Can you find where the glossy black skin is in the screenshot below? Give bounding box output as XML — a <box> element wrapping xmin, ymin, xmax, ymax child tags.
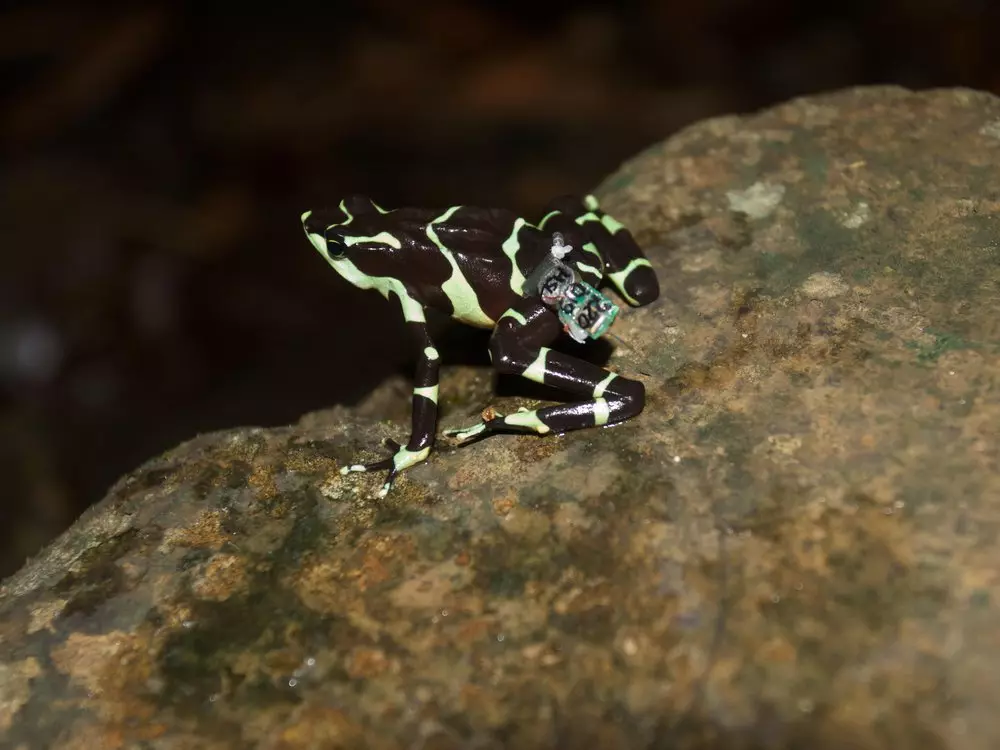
<box><xmin>302</xmin><ymin>194</ymin><xmax>660</xmax><ymax>496</ymax></box>
<box><xmin>303</xmin><ymin>196</ymin><xmax>658</xmax><ymax>321</ymax></box>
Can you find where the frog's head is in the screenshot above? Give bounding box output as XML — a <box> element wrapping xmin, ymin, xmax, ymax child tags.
<box><xmin>301</xmin><ymin>208</ymin><xmax>349</xmax><ymax>263</ymax></box>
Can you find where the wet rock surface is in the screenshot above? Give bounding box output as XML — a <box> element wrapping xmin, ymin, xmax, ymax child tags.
<box><xmin>2</xmin><ymin>85</ymin><xmax>999</xmax><ymax>749</ymax></box>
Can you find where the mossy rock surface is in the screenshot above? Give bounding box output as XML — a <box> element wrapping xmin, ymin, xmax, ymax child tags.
<box><xmin>2</xmin><ymin>86</ymin><xmax>1000</xmax><ymax>749</ymax></box>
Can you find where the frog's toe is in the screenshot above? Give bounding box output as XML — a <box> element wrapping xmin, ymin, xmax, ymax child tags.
<box><xmin>445</xmin><ymin>406</ymin><xmax>513</xmax><ymax>444</ymax></box>
<box><xmin>340</xmin><ymin>439</ymin><xmax>430</xmax><ymax>498</ymax></box>
<box><xmin>443</xmin><ymin>420</ymin><xmax>491</xmax><ymax>443</ymax></box>
<box><xmin>340</xmin><ymin>438</ymin><xmax>402</xmax><ymax>474</ymax></box>
<box><xmin>341</xmin><ymin>460</ymin><xmax>388</xmax><ymax>475</ymax></box>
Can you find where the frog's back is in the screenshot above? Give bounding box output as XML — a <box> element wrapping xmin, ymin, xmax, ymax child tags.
<box><xmin>371</xmin><ymin>202</ymin><xmax>547</xmax><ymax>264</ymax></box>
<box><xmin>335</xmin><ymin>197</ymin><xmax>551</xmax><ymax>326</ymax></box>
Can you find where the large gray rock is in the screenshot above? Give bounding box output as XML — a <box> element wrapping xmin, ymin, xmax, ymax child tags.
<box><xmin>2</xmin><ymin>86</ymin><xmax>999</xmax><ymax>749</ymax></box>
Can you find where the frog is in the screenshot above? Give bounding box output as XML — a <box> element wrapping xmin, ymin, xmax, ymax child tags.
<box><xmin>301</xmin><ymin>193</ymin><xmax>659</xmax><ymax>497</ymax></box>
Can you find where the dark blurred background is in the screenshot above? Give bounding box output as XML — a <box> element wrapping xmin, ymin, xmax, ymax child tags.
<box><xmin>2</xmin><ymin>0</ymin><xmax>998</xmax><ymax>577</ymax></box>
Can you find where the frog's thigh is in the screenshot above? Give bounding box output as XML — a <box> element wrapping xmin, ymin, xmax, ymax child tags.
<box><xmin>488</xmin><ymin>304</ymin><xmax>645</xmax><ymax>434</ymax></box>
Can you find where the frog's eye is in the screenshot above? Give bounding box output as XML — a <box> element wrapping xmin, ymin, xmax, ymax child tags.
<box><xmin>323</xmin><ymin>228</ymin><xmax>347</xmax><ymax>259</ymax></box>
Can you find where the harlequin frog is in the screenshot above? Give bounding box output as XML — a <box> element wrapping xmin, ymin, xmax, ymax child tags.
<box><xmin>301</xmin><ymin>194</ymin><xmax>659</xmax><ymax>497</ymax></box>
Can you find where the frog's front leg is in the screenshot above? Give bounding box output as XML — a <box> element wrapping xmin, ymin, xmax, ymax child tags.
<box><xmin>341</xmin><ymin>317</ymin><xmax>440</xmax><ymax>498</ymax></box>
<box><xmin>539</xmin><ymin>194</ymin><xmax>660</xmax><ymax>307</ymax></box>
<box><xmin>444</xmin><ymin>299</ymin><xmax>644</xmax><ymax>443</ymax></box>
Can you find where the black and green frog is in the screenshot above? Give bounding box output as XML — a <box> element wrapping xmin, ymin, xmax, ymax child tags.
<box><xmin>301</xmin><ymin>193</ymin><xmax>659</xmax><ymax>497</ymax></box>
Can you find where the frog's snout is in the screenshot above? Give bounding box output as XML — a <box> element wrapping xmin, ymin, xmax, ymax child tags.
<box><xmin>301</xmin><ymin>209</ymin><xmax>349</xmax><ymax>262</ymax></box>
<box><xmin>301</xmin><ymin>210</ymin><xmax>321</xmax><ymax>237</ymax></box>
<box><xmin>300</xmin><ymin>210</ymin><xmax>327</xmax><ymax>254</ymax></box>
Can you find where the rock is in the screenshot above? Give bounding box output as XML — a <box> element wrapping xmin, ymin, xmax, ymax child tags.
<box><xmin>2</xmin><ymin>85</ymin><xmax>999</xmax><ymax>749</ymax></box>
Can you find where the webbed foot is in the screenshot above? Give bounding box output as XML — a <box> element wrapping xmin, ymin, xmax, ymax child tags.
<box><xmin>341</xmin><ymin>438</ymin><xmax>430</xmax><ymax>498</ymax></box>
<box><xmin>444</xmin><ymin>406</ymin><xmax>550</xmax><ymax>445</ymax></box>
<box><xmin>443</xmin><ymin>420</ymin><xmax>493</xmax><ymax>444</ymax></box>
<box><xmin>444</xmin><ymin>406</ymin><xmax>502</xmax><ymax>444</ymax></box>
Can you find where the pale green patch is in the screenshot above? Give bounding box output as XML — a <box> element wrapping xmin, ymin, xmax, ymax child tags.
<box><xmin>444</xmin><ymin>422</ymin><xmax>486</xmax><ymax>442</ymax></box>
<box><xmin>537</xmin><ymin>210</ymin><xmax>560</xmax><ymax>229</ymax></box>
<box><xmin>522</xmin><ymin>348</ymin><xmax>550</xmax><ymax>384</ymax></box>
<box><xmin>343</xmin><ymin>231</ymin><xmax>402</xmax><ymax>249</ymax></box>
<box><xmin>305</xmin><ymin>231</ymin><xmax>326</xmax><ymax>256</ymax></box>
<box><xmin>307</xmin><ymin>230</ymin><xmax>425</xmax><ymax>323</ymax></box>
<box><xmin>501</xmin><ymin>218</ymin><xmax>527</xmax><ymax>294</ymax></box>
<box><xmin>300</xmin><ymin>210</ymin><xmax>312</xmax><ymax>222</ymax></box>
<box><xmin>375</xmin><ymin>446</ymin><xmax>431</xmax><ymax>497</ymax></box>
<box><xmin>593</xmin><ymin>397</ymin><xmax>610</xmax><ymax>426</ymax></box>
<box><xmin>413</xmin><ymin>385</ymin><xmax>438</xmax><ymax>404</ymax></box>
<box><xmin>600</xmin><ymin>213</ymin><xmax>625</xmax><ymax>234</ymax></box>
<box><xmin>577</xmin><ymin>262</ymin><xmax>603</xmax><ymax>278</ymax></box>
<box><xmin>607</xmin><ymin>257</ymin><xmax>653</xmax><ymax>305</ymax></box>
<box><xmin>593</xmin><ymin>372</ymin><xmax>616</xmax><ymax>397</ymax></box>
<box><xmin>499</xmin><ymin>308</ymin><xmax>527</xmax><ymax>326</ymax></box>
<box><xmin>584</xmin><ymin>195</ymin><xmax>599</xmax><ymax>210</ymax></box>
<box><xmin>426</xmin><ymin>206</ymin><xmax>495</xmax><ymax>328</ymax></box>
<box><xmin>338</xmin><ymin>199</ymin><xmax>356</xmax><ymax>226</ymax></box>
<box><xmin>424</xmin><ymin>346</ymin><xmax>439</xmax><ymax>361</ymax></box>
<box><xmin>503</xmin><ymin>409</ymin><xmax>550</xmax><ymax>434</ymax></box>
<box><xmin>581</xmin><ymin>241</ymin><xmax>603</xmax><ymax>265</ymax></box>
<box><xmin>392</xmin><ymin>445</ymin><xmax>430</xmax><ymax>471</ymax></box>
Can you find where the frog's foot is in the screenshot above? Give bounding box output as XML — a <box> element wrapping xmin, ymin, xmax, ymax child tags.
<box><xmin>443</xmin><ymin>405</ymin><xmax>502</xmax><ymax>444</ymax></box>
<box><xmin>340</xmin><ymin>438</ymin><xmax>431</xmax><ymax>498</ymax></box>
<box><xmin>444</xmin><ymin>406</ymin><xmax>550</xmax><ymax>445</ymax></box>
<box><xmin>442</xmin><ymin>421</ymin><xmax>491</xmax><ymax>444</ymax></box>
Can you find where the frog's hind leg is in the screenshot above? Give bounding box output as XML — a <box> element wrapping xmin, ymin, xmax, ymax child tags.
<box><xmin>341</xmin><ymin>316</ymin><xmax>440</xmax><ymax>498</ymax></box>
<box><xmin>444</xmin><ymin>300</ymin><xmax>644</xmax><ymax>443</ymax></box>
<box><xmin>538</xmin><ymin>194</ymin><xmax>659</xmax><ymax>307</ymax></box>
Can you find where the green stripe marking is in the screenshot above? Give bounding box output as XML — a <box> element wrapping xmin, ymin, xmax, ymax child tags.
<box><xmin>426</xmin><ymin>206</ymin><xmax>494</xmax><ymax>328</ymax></box>
<box><xmin>593</xmin><ymin>398</ymin><xmax>610</xmax><ymax>426</ymax></box>
<box><xmin>414</xmin><ymin>385</ymin><xmax>438</xmax><ymax>404</ymax></box>
<box><xmin>338</xmin><ymin>199</ymin><xmax>355</xmax><ymax>226</ymax></box>
<box><xmin>537</xmin><ymin>210</ymin><xmax>560</xmax><ymax>229</ymax></box>
<box><xmin>522</xmin><ymin>348</ymin><xmax>550</xmax><ymax>384</ymax></box>
<box><xmin>307</xmin><ymin>231</ymin><xmax>426</xmax><ymax>324</ymax></box>
<box><xmin>581</xmin><ymin>241</ymin><xmax>603</xmax><ymax>264</ymax></box>
<box><xmin>500</xmin><ymin>308</ymin><xmax>527</xmax><ymax>326</ymax></box>
<box><xmin>600</xmin><ymin>213</ymin><xmax>625</xmax><ymax>234</ymax></box>
<box><xmin>503</xmin><ymin>409</ymin><xmax>551</xmax><ymax>434</ymax></box>
<box><xmin>607</xmin><ymin>257</ymin><xmax>653</xmax><ymax>304</ymax></box>
<box><xmin>593</xmin><ymin>372</ymin><xmax>616</xmax><ymax>397</ymax></box>
<box><xmin>501</xmin><ymin>218</ymin><xmax>527</xmax><ymax>294</ymax></box>
<box><xmin>343</xmin><ymin>231</ymin><xmax>401</xmax><ymax>249</ymax></box>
